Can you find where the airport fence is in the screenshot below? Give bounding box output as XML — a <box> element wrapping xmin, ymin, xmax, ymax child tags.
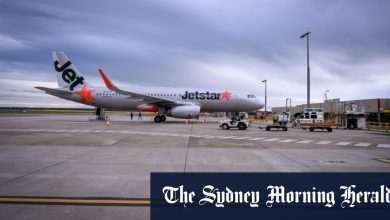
<box><xmin>366</xmin><ymin>122</ymin><xmax>390</xmax><ymax>131</ymax></box>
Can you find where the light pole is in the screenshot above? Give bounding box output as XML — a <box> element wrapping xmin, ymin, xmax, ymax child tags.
<box><xmin>324</xmin><ymin>90</ymin><xmax>330</xmax><ymax>101</ymax></box>
<box><xmin>285</xmin><ymin>98</ymin><xmax>291</xmax><ymax>112</ymax></box>
<box><xmin>261</xmin><ymin>79</ymin><xmax>267</xmax><ymax>115</ymax></box>
<box><xmin>285</xmin><ymin>98</ymin><xmax>289</xmax><ymax>112</ymax></box>
<box><xmin>300</xmin><ymin>31</ymin><xmax>311</xmax><ymax>108</ymax></box>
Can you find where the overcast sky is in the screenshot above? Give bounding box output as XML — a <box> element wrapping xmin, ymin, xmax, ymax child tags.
<box><xmin>0</xmin><ymin>0</ymin><xmax>389</xmax><ymax>109</ymax></box>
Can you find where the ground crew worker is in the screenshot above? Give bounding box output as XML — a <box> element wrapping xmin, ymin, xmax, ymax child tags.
<box><xmin>138</xmin><ymin>112</ymin><xmax>142</xmax><ymax>120</ymax></box>
<box><xmin>272</xmin><ymin>113</ymin><xmax>279</xmax><ymax>125</ymax></box>
<box><xmin>130</xmin><ymin>112</ymin><xmax>133</xmax><ymax>120</ymax></box>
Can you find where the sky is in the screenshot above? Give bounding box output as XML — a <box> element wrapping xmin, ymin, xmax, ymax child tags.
<box><xmin>0</xmin><ymin>0</ymin><xmax>389</xmax><ymax>109</ymax></box>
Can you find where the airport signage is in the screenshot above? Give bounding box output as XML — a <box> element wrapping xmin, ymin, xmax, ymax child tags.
<box><xmin>151</xmin><ymin>173</ymin><xmax>390</xmax><ymax>220</ymax></box>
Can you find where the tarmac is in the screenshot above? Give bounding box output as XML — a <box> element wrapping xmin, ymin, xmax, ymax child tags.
<box><xmin>0</xmin><ymin>113</ymin><xmax>389</xmax><ymax>219</ymax></box>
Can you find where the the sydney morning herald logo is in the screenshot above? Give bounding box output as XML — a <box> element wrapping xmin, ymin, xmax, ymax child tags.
<box><xmin>162</xmin><ymin>184</ymin><xmax>390</xmax><ymax>208</ymax></box>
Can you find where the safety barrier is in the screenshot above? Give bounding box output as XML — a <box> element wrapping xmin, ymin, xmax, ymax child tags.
<box><xmin>366</xmin><ymin>122</ymin><xmax>390</xmax><ymax>131</ymax></box>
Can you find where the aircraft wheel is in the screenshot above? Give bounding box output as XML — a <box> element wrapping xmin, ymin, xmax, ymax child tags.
<box><xmin>154</xmin><ymin>116</ymin><xmax>162</xmax><ymax>123</ymax></box>
<box><xmin>266</xmin><ymin>126</ymin><xmax>271</xmax><ymax>131</ymax></box>
<box><xmin>161</xmin><ymin>115</ymin><xmax>166</xmax><ymax>122</ymax></box>
<box><xmin>309</xmin><ymin>127</ymin><xmax>314</xmax><ymax>132</ymax></box>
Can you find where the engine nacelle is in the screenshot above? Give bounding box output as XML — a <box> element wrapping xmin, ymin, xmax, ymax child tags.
<box><xmin>166</xmin><ymin>105</ymin><xmax>200</xmax><ymax>119</ymax></box>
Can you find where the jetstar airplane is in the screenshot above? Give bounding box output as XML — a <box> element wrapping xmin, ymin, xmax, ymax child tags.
<box><xmin>36</xmin><ymin>52</ymin><xmax>264</xmax><ymax>123</ymax></box>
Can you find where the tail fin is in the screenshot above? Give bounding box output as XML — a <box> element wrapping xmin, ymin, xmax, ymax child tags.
<box><xmin>52</xmin><ymin>52</ymin><xmax>90</xmax><ymax>91</ymax></box>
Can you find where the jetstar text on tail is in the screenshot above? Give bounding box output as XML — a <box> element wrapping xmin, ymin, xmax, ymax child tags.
<box><xmin>181</xmin><ymin>91</ymin><xmax>231</xmax><ymax>100</ymax></box>
<box><xmin>54</xmin><ymin>60</ymin><xmax>85</xmax><ymax>91</ymax></box>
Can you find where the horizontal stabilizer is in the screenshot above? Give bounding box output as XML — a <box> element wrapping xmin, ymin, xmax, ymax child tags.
<box><xmin>35</xmin><ymin>87</ymin><xmax>72</xmax><ymax>97</ymax></box>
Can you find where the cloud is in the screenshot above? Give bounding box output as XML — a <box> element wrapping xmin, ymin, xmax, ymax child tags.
<box><xmin>0</xmin><ymin>34</ymin><xmax>30</xmax><ymax>50</ymax></box>
<box><xmin>0</xmin><ymin>0</ymin><xmax>389</xmax><ymax>108</ymax></box>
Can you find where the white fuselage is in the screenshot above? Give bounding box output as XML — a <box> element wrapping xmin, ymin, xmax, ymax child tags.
<box><xmin>58</xmin><ymin>86</ymin><xmax>263</xmax><ymax>112</ymax></box>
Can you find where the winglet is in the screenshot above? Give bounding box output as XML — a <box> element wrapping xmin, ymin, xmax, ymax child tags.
<box><xmin>98</xmin><ymin>69</ymin><xmax>114</xmax><ymax>89</ymax></box>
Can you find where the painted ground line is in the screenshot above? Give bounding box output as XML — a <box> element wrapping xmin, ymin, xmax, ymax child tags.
<box><xmin>215</xmin><ymin>136</ymin><xmax>239</xmax><ymax>139</ymax></box>
<box><xmin>248</xmin><ymin>137</ymin><xmax>267</xmax><ymax>141</ymax></box>
<box><xmin>354</xmin><ymin>143</ymin><xmax>371</xmax><ymax>147</ymax></box>
<box><xmin>24</xmin><ymin>129</ymin><xmax>42</xmax><ymax>132</ymax></box>
<box><xmin>119</xmin><ymin>131</ymin><xmax>138</xmax><ymax>134</ymax></box>
<box><xmin>263</xmin><ymin>138</ymin><xmax>281</xmax><ymax>142</ymax></box>
<box><xmin>335</xmin><ymin>142</ymin><xmax>352</xmax><ymax>146</ymax></box>
<box><xmin>0</xmin><ymin>197</ymin><xmax>150</xmax><ymax>206</ymax></box>
<box><xmin>315</xmin><ymin>141</ymin><xmax>333</xmax><ymax>145</ymax></box>
<box><xmin>296</xmin><ymin>140</ymin><xmax>314</xmax><ymax>144</ymax></box>
<box><xmin>377</xmin><ymin>144</ymin><xmax>390</xmax><ymax>148</ymax></box>
<box><xmin>232</xmin><ymin>137</ymin><xmax>252</xmax><ymax>140</ymax></box>
<box><xmin>278</xmin><ymin>139</ymin><xmax>297</xmax><ymax>143</ymax></box>
<box><xmin>176</xmin><ymin>134</ymin><xmax>191</xmax><ymax>137</ymax></box>
<box><xmin>202</xmin><ymin>135</ymin><xmax>216</xmax><ymax>139</ymax></box>
<box><xmin>189</xmin><ymin>135</ymin><xmax>204</xmax><ymax>138</ymax></box>
<box><xmin>165</xmin><ymin>133</ymin><xmax>189</xmax><ymax>137</ymax></box>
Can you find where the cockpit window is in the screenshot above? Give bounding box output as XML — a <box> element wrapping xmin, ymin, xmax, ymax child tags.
<box><xmin>247</xmin><ymin>94</ymin><xmax>256</xmax><ymax>98</ymax></box>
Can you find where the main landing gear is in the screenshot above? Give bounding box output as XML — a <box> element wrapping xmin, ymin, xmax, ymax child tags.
<box><xmin>154</xmin><ymin>115</ymin><xmax>166</xmax><ymax>123</ymax></box>
<box><xmin>90</xmin><ymin>107</ymin><xmax>105</xmax><ymax>120</ymax></box>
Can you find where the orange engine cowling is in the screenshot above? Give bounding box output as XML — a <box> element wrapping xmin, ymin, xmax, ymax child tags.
<box><xmin>137</xmin><ymin>104</ymin><xmax>159</xmax><ymax>112</ymax></box>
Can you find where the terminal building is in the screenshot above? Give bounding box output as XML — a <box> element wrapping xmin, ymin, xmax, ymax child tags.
<box><xmin>271</xmin><ymin>98</ymin><xmax>390</xmax><ymax>129</ymax></box>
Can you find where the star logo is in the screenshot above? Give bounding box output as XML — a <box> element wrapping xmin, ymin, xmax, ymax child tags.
<box><xmin>74</xmin><ymin>85</ymin><xmax>95</xmax><ymax>104</ymax></box>
<box><xmin>220</xmin><ymin>90</ymin><xmax>232</xmax><ymax>100</ymax></box>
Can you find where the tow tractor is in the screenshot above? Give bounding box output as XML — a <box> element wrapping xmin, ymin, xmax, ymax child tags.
<box><xmin>220</xmin><ymin>113</ymin><xmax>249</xmax><ymax>130</ymax></box>
<box><xmin>296</xmin><ymin>108</ymin><xmax>334</xmax><ymax>132</ymax></box>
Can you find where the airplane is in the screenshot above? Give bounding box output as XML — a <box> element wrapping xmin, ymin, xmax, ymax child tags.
<box><xmin>36</xmin><ymin>52</ymin><xmax>264</xmax><ymax>123</ymax></box>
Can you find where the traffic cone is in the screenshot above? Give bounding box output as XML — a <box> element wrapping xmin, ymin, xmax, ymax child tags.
<box><xmin>106</xmin><ymin>118</ymin><xmax>110</xmax><ymax>128</ymax></box>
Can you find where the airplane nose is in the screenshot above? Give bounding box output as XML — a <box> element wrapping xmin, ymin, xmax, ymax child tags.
<box><xmin>255</xmin><ymin>98</ymin><xmax>264</xmax><ymax>109</ymax></box>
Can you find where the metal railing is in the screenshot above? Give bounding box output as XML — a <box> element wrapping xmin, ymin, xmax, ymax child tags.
<box><xmin>366</xmin><ymin>122</ymin><xmax>390</xmax><ymax>131</ymax></box>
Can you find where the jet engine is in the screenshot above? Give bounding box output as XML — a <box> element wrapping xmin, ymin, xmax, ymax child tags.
<box><xmin>166</xmin><ymin>105</ymin><xmax>200</xmax><ymax>119</ymax></box>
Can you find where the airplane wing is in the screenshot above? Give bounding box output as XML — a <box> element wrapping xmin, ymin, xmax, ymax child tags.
<box><xmin>98</xmin><ymin>69</ymin><xmax>179</xmax><ymax>107</ymax></box>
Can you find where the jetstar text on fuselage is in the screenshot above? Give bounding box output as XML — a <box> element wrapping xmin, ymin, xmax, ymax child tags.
<box><xmin>181</xmin><ymin>91</ymin><xmax>231</xmax><ymax>100</ymax></box>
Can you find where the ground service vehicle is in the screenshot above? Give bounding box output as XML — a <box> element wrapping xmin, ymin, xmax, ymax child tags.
<box><xmin>297</xmin><ymin>108</ymin><xmax>334</xmax><ymax>132</ymax></box>
<box><xmin>220</xmin><ymin>118</ymin><xmax>249</xmax><ymax>130</ymax></box>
